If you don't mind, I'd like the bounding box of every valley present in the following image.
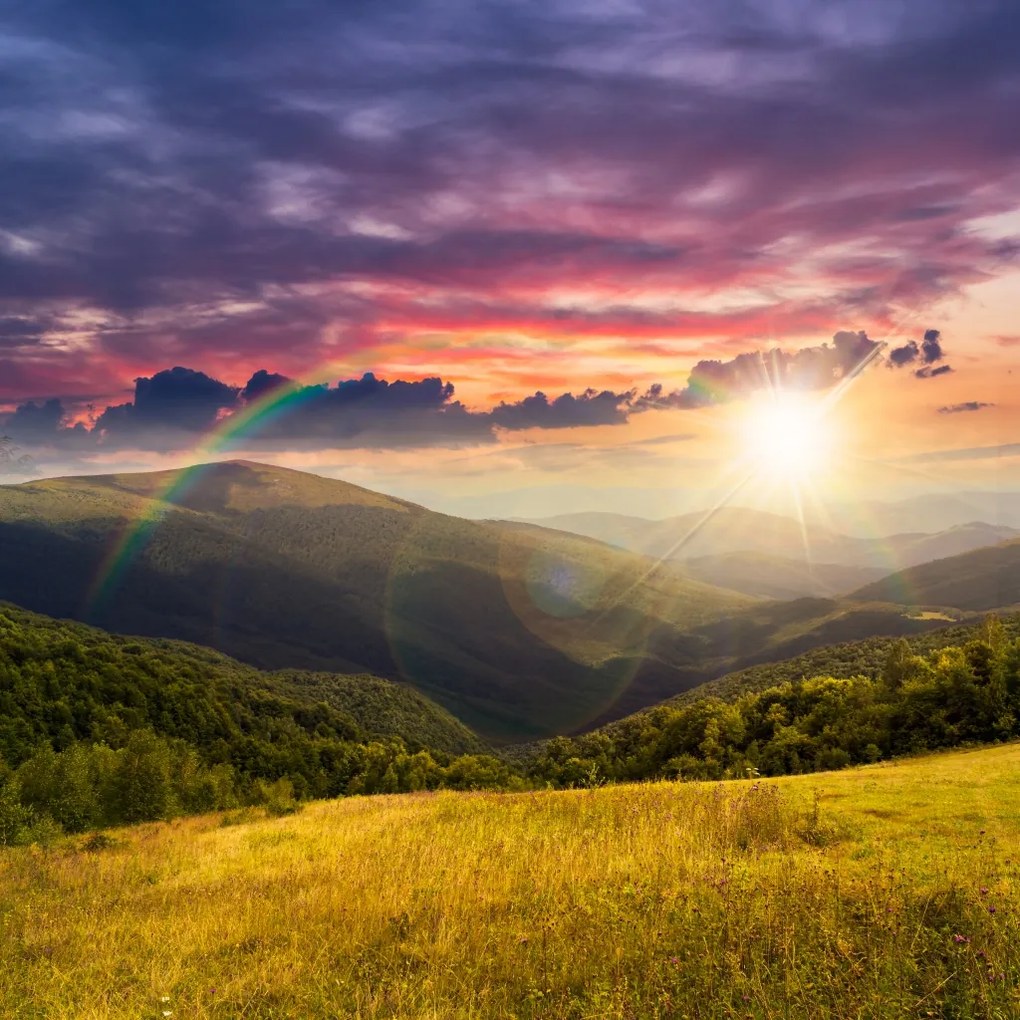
[3,461,1000,742]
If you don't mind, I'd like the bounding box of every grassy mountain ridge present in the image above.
[850,538,1020,611]
[0,461,755,741]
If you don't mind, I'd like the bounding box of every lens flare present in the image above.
[740,392,833,480]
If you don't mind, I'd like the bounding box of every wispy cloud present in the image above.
[937,401,995,414]
[0,0,1016,413]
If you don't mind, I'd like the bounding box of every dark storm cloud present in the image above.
[94,367,239,438]
[938,401,994,414]
[490,390,632,430]
[3,398,66,438]
[888,341,920,367]
[888,329,952,378]
[241,370,291,402]
[634,330,883,409]
[5,365,636,451]
[921,329,945,365]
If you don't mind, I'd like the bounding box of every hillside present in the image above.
[520,507,1018,596]
[653,613,1020,706]
[4,744,1020,1018]
[679,550,886,599]
[527,614,1020,785]
[850,539,1020,611]
[0,461,754,741]
[0,603,484,758]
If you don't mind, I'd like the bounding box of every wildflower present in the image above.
[988,905,996,914]
[952,934,970,944]
[980,887,989,895]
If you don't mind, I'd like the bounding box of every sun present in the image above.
[739,392,833,480]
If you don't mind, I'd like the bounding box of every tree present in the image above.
[111,730,175,822]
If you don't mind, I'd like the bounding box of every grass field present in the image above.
[3,745,1020,1019]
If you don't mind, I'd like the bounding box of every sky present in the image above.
[0,0,1017,518]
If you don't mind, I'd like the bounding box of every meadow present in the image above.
[2,744,1018,1019]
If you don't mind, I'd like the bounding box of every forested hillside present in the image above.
[0,604,520,844]
[3,603,1020,844]
[528,616,1020,785]
[649,615,1020,706]
[0,461,753,740]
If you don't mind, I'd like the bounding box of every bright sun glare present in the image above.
[741,393,832,480]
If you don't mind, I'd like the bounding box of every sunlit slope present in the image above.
[4,743,1020,1018]
[679,550,886,598]
[850,539,1020,612]
[0,462,753,740]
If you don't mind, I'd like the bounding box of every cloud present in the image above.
[0,1,1017,403]
[241,370,290,402]
[938,401,994,414]
[0,316,51,350]
[888,328,953,378]
[888,340,920,366]
[634,330,883,409]
[1,318,952,457]
[490,390,632,430]
[94,367,239,440]
[900,443,1020,463]
[3,398,67,439]
[921,329,945,365]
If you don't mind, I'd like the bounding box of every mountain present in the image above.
[849,539,1020,612]
[831,491,1020,535]
[572,593,970,729]
[0,602,485,758]
[0,461,754,741]
[677,552,886,600]
[618,614,1020,712]
[518,508,1019,595]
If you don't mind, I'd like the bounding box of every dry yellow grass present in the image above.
[3,744,1020,1018]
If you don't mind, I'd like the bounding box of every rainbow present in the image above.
[86,336,917,615]
[85,379,324,613]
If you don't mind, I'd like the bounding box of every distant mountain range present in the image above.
[515,507,1018,598]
